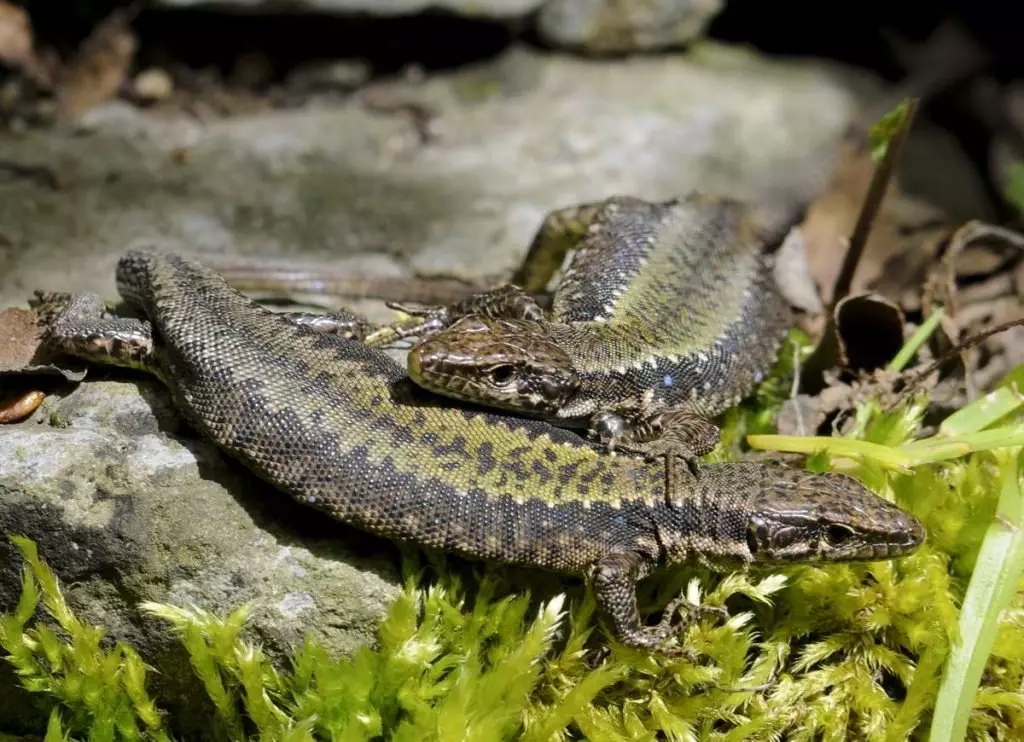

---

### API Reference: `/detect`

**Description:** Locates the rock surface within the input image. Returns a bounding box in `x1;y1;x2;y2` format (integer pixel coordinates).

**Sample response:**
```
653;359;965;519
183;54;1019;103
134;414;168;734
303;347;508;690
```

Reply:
0;44;865;733
537;0;724;53
0;380;400;735
156;0;725;53
0;46;857;307
153;0;543;17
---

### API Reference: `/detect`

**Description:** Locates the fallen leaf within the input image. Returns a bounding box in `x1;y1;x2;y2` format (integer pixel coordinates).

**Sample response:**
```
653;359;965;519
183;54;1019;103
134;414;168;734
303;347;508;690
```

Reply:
798;134;950;307
133;66;173;103
0;1;33;71
920;221;1024;389
834;292;906;372
0;389;45;423
0;306;40;371
55;9;137;123
772;226;824;314
0;0;49;86
0;306;87;381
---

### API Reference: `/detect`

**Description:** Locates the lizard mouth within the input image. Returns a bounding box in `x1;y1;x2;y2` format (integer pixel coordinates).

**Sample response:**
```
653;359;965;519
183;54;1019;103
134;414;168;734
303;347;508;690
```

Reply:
873;515;926;558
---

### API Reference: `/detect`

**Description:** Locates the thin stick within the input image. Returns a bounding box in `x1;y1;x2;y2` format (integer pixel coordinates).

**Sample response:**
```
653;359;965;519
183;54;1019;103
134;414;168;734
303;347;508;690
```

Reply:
887;316;1024;410
831;98;921;306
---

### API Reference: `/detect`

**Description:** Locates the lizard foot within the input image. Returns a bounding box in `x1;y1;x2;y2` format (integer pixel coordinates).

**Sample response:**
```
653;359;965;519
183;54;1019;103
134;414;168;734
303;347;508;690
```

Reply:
365;284;544;347
364;304;452;347
591;407;721;508
277;310;376;342
643;593;730;659
592;551;728;657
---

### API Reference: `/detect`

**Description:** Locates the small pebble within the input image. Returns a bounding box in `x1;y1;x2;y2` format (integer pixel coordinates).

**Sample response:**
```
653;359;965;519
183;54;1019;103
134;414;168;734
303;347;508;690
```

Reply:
133;67;173;102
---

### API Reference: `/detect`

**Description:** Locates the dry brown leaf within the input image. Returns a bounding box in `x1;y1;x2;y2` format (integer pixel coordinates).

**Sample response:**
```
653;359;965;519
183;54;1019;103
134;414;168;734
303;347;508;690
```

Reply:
0;0;51;87
0;1;33;71
0;305;87;381
0;388;45;423
798;134;950;308
55;9;137;123
834;292;906;371
0;306;40;371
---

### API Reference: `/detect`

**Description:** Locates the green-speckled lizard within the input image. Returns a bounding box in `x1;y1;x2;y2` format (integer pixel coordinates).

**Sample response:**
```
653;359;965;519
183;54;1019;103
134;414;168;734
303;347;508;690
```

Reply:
367;194;792;483
38;250;924;652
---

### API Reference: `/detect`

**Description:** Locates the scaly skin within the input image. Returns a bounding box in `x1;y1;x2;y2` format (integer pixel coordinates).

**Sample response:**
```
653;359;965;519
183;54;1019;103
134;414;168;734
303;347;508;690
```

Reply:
380;194;792;471
39;250;925;652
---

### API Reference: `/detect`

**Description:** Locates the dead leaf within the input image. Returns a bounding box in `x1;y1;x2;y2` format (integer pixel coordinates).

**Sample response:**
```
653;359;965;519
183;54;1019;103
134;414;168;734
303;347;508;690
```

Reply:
798;290;906;397
55;9;137;123
0;306;39;371
920;221;1024;389
798;134;950;308
775;393;829;438
133;67;173;103
0;388;45;423
0;306;87;381
834;293;906;372
0;0;49;87
0;1;32;70
773;226;823;314
923;221;1024;323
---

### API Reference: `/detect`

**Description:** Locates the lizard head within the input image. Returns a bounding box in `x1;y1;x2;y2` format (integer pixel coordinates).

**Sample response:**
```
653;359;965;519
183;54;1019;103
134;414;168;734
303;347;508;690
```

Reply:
407;315;580;416
744;469;925;564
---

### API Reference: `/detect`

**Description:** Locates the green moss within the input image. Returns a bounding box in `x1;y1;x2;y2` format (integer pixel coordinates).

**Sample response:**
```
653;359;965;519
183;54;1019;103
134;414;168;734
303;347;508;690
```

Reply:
3;355;1023;740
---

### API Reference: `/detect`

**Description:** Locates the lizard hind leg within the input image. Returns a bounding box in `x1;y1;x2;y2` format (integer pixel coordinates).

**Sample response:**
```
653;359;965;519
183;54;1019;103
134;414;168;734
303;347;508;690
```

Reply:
591;551;726;656
510;196;653;293
35;291;157;373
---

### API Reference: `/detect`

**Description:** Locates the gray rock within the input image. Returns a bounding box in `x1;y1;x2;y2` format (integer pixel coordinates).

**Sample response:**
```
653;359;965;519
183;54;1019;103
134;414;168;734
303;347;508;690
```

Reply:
286;58;373;92
0;46;859;307
152;0;542;17
0;381;400;734
0;44;866;730
537;0;725;53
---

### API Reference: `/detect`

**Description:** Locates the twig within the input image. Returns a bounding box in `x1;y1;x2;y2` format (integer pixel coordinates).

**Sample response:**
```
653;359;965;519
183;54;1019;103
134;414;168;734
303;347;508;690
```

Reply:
887;316;1024;410
831;98;920;306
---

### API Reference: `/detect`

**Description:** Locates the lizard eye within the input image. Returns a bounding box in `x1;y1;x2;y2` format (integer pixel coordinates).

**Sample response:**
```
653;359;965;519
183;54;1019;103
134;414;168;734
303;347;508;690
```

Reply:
824;524;855;546
488;364;517;386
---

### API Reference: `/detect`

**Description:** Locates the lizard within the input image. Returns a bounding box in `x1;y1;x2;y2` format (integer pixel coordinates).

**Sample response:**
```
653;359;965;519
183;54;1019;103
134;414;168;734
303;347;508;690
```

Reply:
34;249;925;653
359;193;794;489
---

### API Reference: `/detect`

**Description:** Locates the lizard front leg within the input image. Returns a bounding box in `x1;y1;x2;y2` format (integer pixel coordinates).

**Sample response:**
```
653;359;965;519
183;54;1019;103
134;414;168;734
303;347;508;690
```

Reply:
591;404;721;509
591;551;725;654
273;309;378;342
364;284;544;347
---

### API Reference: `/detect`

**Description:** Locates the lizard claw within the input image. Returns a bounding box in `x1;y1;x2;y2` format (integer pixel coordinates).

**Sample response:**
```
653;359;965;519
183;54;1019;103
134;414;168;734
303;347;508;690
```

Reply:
632;593;729;659
364;303;452;347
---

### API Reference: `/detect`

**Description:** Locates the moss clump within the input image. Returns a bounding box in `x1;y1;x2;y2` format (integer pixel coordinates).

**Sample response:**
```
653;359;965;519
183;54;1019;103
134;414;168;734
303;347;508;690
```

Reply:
0;537;168;741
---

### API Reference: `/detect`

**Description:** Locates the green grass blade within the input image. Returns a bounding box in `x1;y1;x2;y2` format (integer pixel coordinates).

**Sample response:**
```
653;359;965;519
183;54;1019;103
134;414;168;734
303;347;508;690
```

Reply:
749;424;1024;470
930;447;1024;742
887;307;945;373
939;386;1024;438
745;434;917;472
899;424;1024;464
